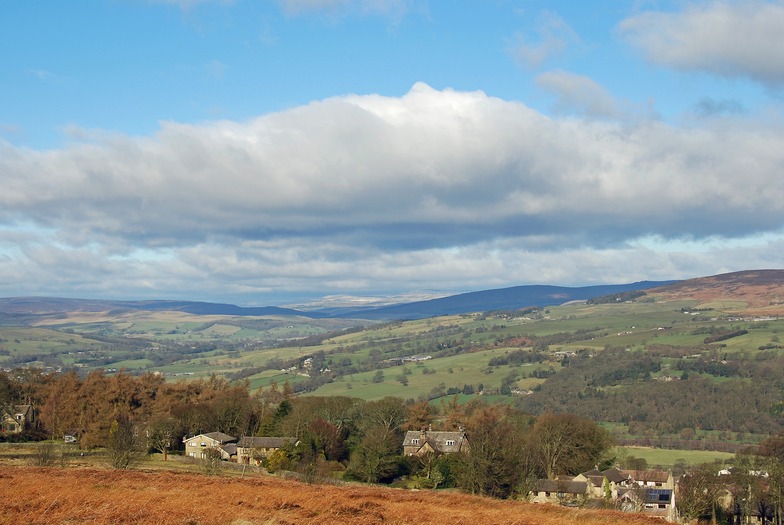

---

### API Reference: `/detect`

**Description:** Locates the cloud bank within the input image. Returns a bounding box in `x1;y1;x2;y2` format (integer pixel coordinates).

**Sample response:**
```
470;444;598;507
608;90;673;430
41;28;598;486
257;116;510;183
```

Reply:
2;83;782;301
619;0;784;87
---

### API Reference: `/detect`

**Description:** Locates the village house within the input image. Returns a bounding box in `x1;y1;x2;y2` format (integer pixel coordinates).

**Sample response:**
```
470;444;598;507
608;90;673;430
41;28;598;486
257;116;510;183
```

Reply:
531;467;675;521
1;404;34;434
182;432;236;460
236;436;298;465
402;427;469;456
529;479;593;506
573;467;633;498
617;469;676;521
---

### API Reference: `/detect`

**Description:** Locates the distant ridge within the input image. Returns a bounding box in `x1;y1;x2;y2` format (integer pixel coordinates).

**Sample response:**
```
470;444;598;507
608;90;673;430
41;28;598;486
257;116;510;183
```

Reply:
0;280;676;323
0;297;311;322
319;281;675;320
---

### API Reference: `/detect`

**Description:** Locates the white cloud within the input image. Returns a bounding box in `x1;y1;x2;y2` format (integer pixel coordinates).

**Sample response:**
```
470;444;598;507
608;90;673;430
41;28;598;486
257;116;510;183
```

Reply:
1;83;783;300
511;11;579;69
535;70;624;118
619;0;784;86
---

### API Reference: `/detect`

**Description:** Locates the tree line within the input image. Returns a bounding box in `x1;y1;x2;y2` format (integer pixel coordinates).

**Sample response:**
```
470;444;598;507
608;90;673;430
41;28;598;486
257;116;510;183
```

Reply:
1;368;611;498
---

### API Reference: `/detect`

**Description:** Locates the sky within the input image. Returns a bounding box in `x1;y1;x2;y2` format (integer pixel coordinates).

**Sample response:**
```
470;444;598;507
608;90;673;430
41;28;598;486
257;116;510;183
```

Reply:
1;0;784;306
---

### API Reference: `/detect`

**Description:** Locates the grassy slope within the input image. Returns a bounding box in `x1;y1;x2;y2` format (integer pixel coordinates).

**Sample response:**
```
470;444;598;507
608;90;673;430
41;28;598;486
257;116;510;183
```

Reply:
0;466;666;525
616;446;734;467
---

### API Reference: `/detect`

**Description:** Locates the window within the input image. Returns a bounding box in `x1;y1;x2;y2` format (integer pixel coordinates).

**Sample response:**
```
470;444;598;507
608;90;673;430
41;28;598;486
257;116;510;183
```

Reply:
189;452;196;458
446;440;455;446
200;442;206;447
411;439;419;445
189;442;197;447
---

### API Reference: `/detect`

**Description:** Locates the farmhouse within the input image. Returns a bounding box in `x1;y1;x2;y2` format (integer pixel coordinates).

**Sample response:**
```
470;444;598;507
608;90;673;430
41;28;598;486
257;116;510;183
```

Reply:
236;436;298;465
529;479;592;506
402;428;469;456
182;432;236;460
1;404;34;434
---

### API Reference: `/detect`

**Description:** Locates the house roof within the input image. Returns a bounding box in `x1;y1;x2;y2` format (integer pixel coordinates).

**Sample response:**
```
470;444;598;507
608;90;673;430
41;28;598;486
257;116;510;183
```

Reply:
184;432;236;444
237;436;297;449
535;480;589;495
602;467;631;484
584;475;605;487
14;404;32;415
221;443;238;455
622;469;670;483
403;430;468;454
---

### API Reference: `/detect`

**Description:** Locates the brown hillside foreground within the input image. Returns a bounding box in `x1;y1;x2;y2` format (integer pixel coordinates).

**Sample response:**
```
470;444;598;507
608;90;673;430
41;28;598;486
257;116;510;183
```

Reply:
0;467;664;525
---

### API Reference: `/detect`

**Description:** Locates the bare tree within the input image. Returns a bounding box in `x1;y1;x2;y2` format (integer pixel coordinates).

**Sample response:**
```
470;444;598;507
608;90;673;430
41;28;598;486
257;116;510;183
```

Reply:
106;416;143;470
146;416;176;461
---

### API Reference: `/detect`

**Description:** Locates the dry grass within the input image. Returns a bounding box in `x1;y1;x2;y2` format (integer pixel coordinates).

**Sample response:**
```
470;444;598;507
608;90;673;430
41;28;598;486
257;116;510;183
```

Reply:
0;466;665;525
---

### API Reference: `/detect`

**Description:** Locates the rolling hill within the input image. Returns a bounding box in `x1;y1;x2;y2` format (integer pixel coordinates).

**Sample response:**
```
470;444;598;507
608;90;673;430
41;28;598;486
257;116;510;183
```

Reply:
0;279;675;323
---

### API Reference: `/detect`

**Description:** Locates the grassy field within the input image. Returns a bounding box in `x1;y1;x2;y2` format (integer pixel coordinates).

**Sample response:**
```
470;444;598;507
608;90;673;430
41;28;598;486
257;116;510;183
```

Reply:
616;446;735;468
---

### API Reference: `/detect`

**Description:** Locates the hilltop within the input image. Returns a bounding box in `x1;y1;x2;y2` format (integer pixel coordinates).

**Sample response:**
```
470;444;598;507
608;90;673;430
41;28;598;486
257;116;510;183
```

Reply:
648;269;784;315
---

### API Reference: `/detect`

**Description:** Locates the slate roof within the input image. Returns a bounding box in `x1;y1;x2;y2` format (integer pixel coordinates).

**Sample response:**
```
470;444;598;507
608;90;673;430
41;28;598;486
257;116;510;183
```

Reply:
602;467;631;484
622;469;671;483
237;436;297;449
535;480;589;495
403;430;468;454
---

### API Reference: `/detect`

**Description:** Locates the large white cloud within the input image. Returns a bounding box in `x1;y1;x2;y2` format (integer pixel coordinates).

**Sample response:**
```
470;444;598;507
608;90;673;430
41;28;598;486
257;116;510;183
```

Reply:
619;0;784;86
3;82;782;245
1;83;783;300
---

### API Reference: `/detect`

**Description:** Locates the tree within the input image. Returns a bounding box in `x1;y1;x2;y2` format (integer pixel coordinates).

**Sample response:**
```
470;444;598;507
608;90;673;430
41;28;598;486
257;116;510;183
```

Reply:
347;425;402;483
455;404;532;498
106;416;142;470
404;400;435;431
146;416;176;461
758;435;784;525
531;413;611;479
677;463;722;524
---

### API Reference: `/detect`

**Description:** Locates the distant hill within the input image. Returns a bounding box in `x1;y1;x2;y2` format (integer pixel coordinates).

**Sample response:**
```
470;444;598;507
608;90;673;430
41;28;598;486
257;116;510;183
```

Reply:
647;269;784;315
317;281;675;320
0;297;310;325
0;281;674;323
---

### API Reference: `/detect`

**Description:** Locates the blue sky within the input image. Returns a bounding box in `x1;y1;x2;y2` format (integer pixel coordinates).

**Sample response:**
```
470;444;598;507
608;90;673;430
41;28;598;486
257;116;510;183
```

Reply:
1;0;783;305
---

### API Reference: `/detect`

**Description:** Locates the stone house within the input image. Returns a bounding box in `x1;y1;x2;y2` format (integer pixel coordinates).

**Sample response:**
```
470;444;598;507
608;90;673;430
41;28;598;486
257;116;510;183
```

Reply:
1;404;34;434
402;428;469;456
236;436;298;465
182;432;236;460
530;479;593;506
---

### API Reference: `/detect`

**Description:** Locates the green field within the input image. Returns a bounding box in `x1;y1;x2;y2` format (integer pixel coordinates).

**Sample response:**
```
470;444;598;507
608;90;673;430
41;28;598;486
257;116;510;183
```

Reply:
617;446;735;468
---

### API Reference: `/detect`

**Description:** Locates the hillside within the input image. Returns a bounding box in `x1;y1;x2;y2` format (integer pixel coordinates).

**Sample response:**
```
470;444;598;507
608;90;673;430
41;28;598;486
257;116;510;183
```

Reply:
0;279;673;323
648;269;784;315
0;467;664;525
322;280;674;320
